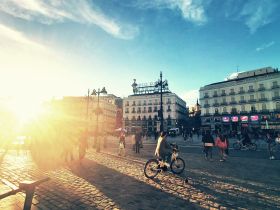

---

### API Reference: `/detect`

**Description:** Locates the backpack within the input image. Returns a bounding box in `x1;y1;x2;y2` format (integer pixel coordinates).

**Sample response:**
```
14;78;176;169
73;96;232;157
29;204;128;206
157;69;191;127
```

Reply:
216;138;227;149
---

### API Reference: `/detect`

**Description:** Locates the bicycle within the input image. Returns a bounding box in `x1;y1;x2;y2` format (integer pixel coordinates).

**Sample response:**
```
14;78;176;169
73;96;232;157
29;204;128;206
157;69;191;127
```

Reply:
144;143;185;179
233;140;257;151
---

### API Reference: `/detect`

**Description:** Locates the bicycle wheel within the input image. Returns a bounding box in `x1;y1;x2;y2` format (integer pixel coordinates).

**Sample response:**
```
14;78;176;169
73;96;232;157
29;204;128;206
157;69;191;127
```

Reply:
250;143;257;151
144;159;160;179
170;157;185;174
233;142;241;150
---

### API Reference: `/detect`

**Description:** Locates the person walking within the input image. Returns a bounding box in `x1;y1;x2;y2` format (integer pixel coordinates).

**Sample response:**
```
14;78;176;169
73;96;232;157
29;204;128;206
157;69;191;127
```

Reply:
79;130;89;165
216;134;228;162
118;132;126;156
202;130;215;161
266;132;275;160
135;130;142;154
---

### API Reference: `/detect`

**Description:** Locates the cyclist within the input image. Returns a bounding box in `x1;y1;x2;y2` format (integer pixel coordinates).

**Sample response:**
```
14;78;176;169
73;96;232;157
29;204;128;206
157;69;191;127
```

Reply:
155;131;172;167
242;133;251;147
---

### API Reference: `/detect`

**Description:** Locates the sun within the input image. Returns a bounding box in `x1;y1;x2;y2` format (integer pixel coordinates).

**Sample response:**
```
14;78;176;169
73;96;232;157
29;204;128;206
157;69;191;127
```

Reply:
7;97;46;125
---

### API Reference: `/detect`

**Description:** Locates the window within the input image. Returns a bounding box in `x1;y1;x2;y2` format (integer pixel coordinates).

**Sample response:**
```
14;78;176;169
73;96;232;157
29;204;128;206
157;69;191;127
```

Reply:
206;108;209;114
250;95;254;100
241;105;245;111
205;100;209;104
231;107;237;113
125;108;129;113
240;87;244;91
204;93;209;97
125;101;129;106
249;85;253;90
222;98;226;103
274;91;279;97
223;107;227;113
231;96;235;102
262;103;266;110
273;81;278;86
214;99;218;103
143;100;146;105
230;88;234;93
215;108;219;114
137;101;141;106
259;84;264;89
251;105;256;112
276;102;280;110
260;93;265;99
221;90;226;95
241;95;245;100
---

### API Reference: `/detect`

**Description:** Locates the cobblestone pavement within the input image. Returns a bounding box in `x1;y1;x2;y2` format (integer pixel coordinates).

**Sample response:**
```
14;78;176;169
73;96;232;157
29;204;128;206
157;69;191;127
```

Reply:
1;145;280;210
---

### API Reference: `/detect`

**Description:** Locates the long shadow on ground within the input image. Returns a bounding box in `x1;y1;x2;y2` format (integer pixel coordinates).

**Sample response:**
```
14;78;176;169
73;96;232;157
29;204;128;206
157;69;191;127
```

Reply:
69;159;200;210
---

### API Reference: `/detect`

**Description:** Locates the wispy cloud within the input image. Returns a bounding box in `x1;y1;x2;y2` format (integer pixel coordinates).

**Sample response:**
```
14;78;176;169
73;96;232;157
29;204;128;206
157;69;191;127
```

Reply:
0;0;138;39
256;41;275;52
240;0;278;33
134;0;209;25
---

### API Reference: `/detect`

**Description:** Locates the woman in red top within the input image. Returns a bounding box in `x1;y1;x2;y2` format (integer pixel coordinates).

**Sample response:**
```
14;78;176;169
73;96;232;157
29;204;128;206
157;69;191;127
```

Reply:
215;134;227;162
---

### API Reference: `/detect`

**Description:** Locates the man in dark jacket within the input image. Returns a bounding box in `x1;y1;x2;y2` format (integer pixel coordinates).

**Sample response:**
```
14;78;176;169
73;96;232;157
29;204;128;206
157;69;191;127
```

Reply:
202;130;215;160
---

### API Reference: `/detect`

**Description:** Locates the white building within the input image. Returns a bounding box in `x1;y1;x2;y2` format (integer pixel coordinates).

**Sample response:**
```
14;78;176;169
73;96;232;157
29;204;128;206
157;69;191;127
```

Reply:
123;78;187;134
199;67;280;132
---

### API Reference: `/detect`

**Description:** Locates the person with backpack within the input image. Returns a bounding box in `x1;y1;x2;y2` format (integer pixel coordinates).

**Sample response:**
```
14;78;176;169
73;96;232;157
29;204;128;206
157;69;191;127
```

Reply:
202;130;215;161
215;134;228;162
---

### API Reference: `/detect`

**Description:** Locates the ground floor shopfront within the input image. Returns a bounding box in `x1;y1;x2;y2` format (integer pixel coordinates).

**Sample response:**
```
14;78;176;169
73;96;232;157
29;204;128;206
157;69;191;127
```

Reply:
201;112;280;134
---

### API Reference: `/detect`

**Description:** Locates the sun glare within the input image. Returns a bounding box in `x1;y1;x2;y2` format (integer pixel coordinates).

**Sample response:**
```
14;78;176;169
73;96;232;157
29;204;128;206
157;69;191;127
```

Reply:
7;97;46;125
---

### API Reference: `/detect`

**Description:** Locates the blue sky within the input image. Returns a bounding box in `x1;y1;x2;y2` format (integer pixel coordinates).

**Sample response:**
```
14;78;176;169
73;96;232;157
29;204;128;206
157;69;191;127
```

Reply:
0;0;279;106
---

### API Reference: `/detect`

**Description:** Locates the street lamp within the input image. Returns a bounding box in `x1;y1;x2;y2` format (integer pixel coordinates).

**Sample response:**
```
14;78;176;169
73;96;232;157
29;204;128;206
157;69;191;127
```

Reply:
91;87;107;152
155;72;168;132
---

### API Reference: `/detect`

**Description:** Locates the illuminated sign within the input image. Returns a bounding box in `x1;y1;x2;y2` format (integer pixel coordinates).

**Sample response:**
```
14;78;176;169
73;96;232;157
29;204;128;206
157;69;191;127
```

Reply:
231;116;238;122
240;116;248;122
222;116;230;122
251;115;259;121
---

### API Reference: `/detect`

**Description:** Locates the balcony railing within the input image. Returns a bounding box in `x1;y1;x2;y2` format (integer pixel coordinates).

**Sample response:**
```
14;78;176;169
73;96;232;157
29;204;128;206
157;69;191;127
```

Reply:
229;92;236;95
271;85;280;89
248;99;257;103
212;94;218;97
125;111;129;113
132;103;136;106
203;104;210;108
272;96;280;100
167;109;171;112
204;95;209;98
220;102;227;106
142;110;146;113
259;98;268;102
125;103;129;106
238;90;245;94
222;112;228;114
221;93;226;96
137;110;141;113
258;87;266;91
166;101;171;104
239;100;247;104
229;101;237;105
248;89;255;93
213;103;219;107
131;110;136;113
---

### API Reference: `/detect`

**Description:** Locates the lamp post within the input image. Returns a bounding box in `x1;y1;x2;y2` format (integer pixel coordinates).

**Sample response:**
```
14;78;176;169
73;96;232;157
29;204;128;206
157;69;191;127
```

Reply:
91;87;107;152
155;72;168;132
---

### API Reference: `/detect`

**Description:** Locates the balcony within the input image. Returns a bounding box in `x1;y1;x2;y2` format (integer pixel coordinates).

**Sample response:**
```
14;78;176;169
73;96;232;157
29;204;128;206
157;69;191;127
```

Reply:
229;92;236;95
213;103;219;107
166;109;171;112
239;100;247;104
153;109;157;112
142;110;146;113
125;103;129;106
154;103;158;105
248;89;255;93
148;110;152;113
125;111;129;113
204;95;209;98
166;101;171;104
259;98;268;102
248;99;257;103
132;103;136;106
238;90;245;94
271;85;280;89
203;104;210;108
258;87;266;91
272;96;280;100
229;101;237;105
221;93;226;96
137;110;141;113
212;94;218;98
220;102;227;106
222;112;228;115
131;110;136;113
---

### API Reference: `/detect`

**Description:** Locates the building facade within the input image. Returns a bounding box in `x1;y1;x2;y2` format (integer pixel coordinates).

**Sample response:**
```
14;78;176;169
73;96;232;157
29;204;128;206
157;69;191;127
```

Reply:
50;96;117;135
123;78;187;134
199;67;280;133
